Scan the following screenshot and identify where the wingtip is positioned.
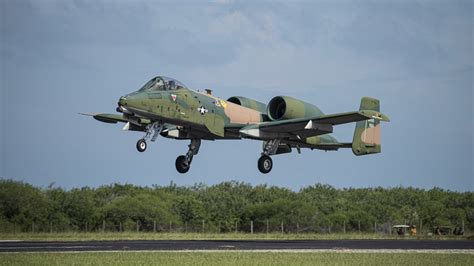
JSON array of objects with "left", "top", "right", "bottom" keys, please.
[{"left": 78, "top": 112, "right": 96, "bottom": 117}]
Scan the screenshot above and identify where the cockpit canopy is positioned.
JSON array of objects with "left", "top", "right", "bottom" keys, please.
[{"left": 138, "top": 76, "right": 187, "bottom": 92}]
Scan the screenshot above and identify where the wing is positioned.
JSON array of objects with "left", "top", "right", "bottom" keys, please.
[
  {"left": 240, "top": 110, "right": 389, "bottom": 139},
  {"left": 79, "top": 113, "right": 129, "bottom": 124},
  {"left": 80, "top": 112, "right": 153, "bottom": 132}
]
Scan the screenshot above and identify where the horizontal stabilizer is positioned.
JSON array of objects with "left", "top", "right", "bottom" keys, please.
[{"left": 241, "top": 109, "right": 389, "bottom": 140}]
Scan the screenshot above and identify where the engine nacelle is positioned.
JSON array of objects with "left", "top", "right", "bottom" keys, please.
[
  {"left": 227, "top": 96, "right": 267, "bottom": 113},
  {"left": 267, "top": 96, "right": 324, "bottom": 120}
]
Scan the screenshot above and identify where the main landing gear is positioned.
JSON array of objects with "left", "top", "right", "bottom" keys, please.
[
  {"left": 175, "top": 139, "right": 201, "bottom": 174},
  {"left": 258, "top": 139, "right": 280, "bottom": 174},
  {"left": 258, "top": 155, "right": 273, "bottom": 174},
  {"left": 136, "top": 122, "right": 163, "bottom": 152}
]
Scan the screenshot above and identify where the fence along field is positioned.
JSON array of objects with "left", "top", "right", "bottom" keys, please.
[
  {"left": 3, "top": 217, "right": 461, "bottom": 236},
  {"left": 0, "top": 179, "right": 472, "bottom": 237}
]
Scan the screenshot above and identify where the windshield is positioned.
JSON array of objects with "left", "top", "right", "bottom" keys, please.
[{"left": 138, "top": 76, "right": 187, "bottom": 92}]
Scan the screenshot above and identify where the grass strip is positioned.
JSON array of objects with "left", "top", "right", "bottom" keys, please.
[{"left": 1, "top": 252, "right": 472, "bottom": 266}]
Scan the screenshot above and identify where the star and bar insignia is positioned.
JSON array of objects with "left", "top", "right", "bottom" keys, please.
[{"left": 197, "top": 106, "right": 208, "bottom": 115}]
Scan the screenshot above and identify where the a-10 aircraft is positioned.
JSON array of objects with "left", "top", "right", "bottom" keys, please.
[{"left": 83, "top": 76, "right": 389, "bottom": 174}]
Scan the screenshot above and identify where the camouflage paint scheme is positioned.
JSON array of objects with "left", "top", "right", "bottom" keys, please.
[{"left": 83, "top": 76, "right": 389, "bottom": 173}]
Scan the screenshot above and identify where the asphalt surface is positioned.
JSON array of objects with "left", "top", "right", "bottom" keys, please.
[{"left": 0, "top": 240, "right": 473, "bottom": 252}]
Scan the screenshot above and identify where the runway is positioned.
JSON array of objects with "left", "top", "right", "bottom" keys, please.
[{"left": 0, "top": 240, "right": 473, "bottom": 253}]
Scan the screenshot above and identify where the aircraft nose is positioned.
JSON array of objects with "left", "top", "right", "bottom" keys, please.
[{"left": 118, "top": 96, "right": 127, "bottom": 106}]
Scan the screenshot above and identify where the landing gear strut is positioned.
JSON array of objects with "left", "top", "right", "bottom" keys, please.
[
  {"left": 136, "top": 122, "right": 163, "bottom": 152},
  {"left": 258, "top": 139, "right": 280, "bottom": 174},
  {"left": 175, "top": 138, "right": 201, "bottom": 174}
]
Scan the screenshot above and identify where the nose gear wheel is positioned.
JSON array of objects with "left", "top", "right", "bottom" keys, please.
[
  {"left": 135, "top": 122, "right": 163, "bottom": 152},
  {"left": 136, "top": 139, "right": 147, "bottom": 152}
]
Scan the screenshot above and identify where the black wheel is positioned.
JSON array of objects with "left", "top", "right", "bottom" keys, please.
[
  {"left": 175, "top": 155, "right": 190, "bottom": 174},
  {"left": 136, "top": 139, "right": 147, "bottom": 152},
  {"left": 258, "top": 155, "right": 273, "bottom": 174}
]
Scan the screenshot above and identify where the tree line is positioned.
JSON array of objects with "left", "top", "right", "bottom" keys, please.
[{"left": 0, "top": 179, "right": 472, "bottom": 233}]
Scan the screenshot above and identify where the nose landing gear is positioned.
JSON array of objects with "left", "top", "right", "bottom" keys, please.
[
  {"left": 135, "top": 122, "right": 163, "bottom": 152},
  {"left": 175, "top": 138, "right": 201, "bottom": 174},
  {"left": 136, "top": 139, "right": 147, "bottom": 152}
]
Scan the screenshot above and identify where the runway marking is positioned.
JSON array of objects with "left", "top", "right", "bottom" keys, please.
[{"left": 1, "top": 249, "right": 473, "bottom": 254}]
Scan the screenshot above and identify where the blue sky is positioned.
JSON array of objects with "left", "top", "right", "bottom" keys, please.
[{"left": 0, "top": 0, "right": 472, "bottom": 191}]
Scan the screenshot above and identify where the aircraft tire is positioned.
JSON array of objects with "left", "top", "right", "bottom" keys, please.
[
  {"left": 136, "top": 139, "right": 147, "bottom": 152},
  {"left": 258, "top": 155, "right": 273, "bottom": 174},
  {"left": 175, "top": 155, "right": 190, "bottom": 174}
]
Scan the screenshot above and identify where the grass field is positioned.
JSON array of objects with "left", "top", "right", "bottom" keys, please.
[
  {"left": 0, "top": 232, "right": 469, "bottom": 241},
  {"left": 0, "top": 252, "right": 472, "bottom": 266}
]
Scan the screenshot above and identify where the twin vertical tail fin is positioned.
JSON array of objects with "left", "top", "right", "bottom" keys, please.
[{"left": 352, "top": 97, "right": 385, "bottom": 156}]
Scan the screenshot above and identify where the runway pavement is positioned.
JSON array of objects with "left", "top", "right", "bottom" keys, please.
[{"left": 0, "top": 240, "right": 473, "bottom": 252}]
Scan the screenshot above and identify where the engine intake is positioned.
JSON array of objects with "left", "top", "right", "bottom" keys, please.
[{"left": 267, "top": 96, "right": 324, "bottom": 120}]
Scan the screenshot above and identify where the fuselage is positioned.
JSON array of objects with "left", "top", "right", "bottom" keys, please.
[
  {"left": 119, "top": 87, "right": 264, "bottom": 140},
  {"left": 117, "top": 76, "right": 340, "bottom": 148}
]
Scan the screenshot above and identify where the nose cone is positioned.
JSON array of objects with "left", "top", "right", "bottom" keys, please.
[
  {"left": 118, "top": 96, "right": 127, "bottom": 107},
  {"left": 118, "top": 92, "right": 146, "bottom": 110}
]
